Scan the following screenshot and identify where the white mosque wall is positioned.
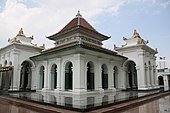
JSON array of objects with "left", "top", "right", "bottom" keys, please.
[
  {"left": 33, "top": 52, "right": 124, "bottom": 94},
  {"left": 117, "top": 47, "right": 158, "bottom": 90}
]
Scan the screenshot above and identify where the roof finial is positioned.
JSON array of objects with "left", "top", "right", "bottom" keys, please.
[
  {"left": 17, "top": 28, "right": 25, "bottom": 36},
  {"left": 76, "top": 10, "right": 82, "bottom": 18},
  {"left": 133, "top": 29, "right": 140, "bottom": 38}
]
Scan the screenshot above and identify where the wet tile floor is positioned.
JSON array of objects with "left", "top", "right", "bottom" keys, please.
[
  {"left": 0, "top": 91, "right": 170, "bottom": 113},
  {"left": 120, "top": 95, "right": 170, "bottom": 113},
  {"left": 0, "top": 90, "right": 162, "bottom": 112}
]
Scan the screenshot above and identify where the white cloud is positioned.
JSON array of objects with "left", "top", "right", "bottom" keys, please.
[
  {"left": 0, "top": 0, "right": 125, "bottom": 49},
  {"left": 160, "top": 0, "right": 170, "bottom": 8}
]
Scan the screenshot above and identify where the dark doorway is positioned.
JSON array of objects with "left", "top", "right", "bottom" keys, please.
[
  {"left": 87, "top": 62, "right": 94, "bottom": 90},
  {"left": 20, "top": 61, "right": 32, "bottom": 90},
  {"left": 102, "top": 64, "right": 108, "bottom": 89},
  {"left": 125, "top": 60, "right": 138, "bottom": 89},
  {"left": 113, "top": 66, "right": 118, "bottom": 88},
  {"left": 65, "top": 62, "right": 73, "bottom": 90},
  {"left": 158, "top": 76, "right": 164, "bottom": 86},
  {"left": 51, "top": 64, "right": 57, "bottom": 89},
  {"left": 40, "top": 66, "right": 45, "bottom": 89}
]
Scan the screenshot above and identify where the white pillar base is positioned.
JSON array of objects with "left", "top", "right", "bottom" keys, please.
[
  {"left": 42, "top": 88, "right": 49, "bottom": 92},
  {"left": 73, "top": 89, "right": 87, "bottom": 95}
]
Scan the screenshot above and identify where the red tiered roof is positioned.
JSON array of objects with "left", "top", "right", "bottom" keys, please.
[
  {"left": 47, "top": 12, "right": 110, "bottom": 41},
  {"left": 60, "top": 17, "right": 97, "bottom": 33}
]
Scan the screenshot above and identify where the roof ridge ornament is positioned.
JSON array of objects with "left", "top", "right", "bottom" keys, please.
[
  {"left": 76, "top": 10, "right": 82, "bottom": 25},
  {"left": 133, "top": 29, "right": 140, "bottom": 38},
  {"left": 76, "top": 10, "right": 82, "bottom": 18},
  {"left": 17, "top": 28, "right": 25, "bottom": 36}
]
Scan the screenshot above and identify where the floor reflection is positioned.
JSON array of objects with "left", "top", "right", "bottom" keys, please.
[
  {"left": 0, "top": 100, "right": 40, "bottom": 113},
  {"left": 5, "top": 90, "right": 161, "bottom": 110},
  {"left": 0, "top": 91, "right": 169, "bottom": 113},
  {"left": 121, "top": 95, "right": 170, "bottom": 113}
]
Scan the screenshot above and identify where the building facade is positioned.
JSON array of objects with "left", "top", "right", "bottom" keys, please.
[
  {"left": 0, "top": 12, "right": 159, "bottom": 94},
  {"left": 114, "top": 30, "right": 159, "bottom": 90},
  {"left": 157, "top": 68, "right": 170, "bottom": 91}
]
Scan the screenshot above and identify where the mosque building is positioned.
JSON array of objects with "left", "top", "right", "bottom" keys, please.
[{"left": 0, "top": 12, "right": 159, "bottom": 94}]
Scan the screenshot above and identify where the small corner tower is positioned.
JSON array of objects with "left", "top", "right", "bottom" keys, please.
[
  {"left": 114, "top": 30, "right": 158, "bottom": 90},
  {"left": 8, "top": 28, "right": 34, "bottom": 46}
]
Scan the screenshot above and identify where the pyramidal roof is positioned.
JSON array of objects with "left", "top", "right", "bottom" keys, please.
[
  {"left": 60, "top": 11, "right": 97, "bottom": 33},
  {"left": 47, "top": 11, "right": 110, "bottom": 41}
]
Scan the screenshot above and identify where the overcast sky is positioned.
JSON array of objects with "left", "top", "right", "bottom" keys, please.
[{"left": 0, "top": 0, "right": 170, "bottom": 67}]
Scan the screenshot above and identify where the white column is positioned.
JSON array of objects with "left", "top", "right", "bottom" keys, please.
[
  {"left": 153, "top": 56, "right": 158, "bottom": 87},
  {"left": 10, "top": 50, "right": 20, "bottom": 90},
  {"left": 147, "top": 65, "right": 150, "bottom": 87},
  {"left": 119, "top": 66, "right": 126, "bottom": 89},
  {"left": 73, "top": 54, "right": 86, "bottom": 94},
  {"left": 108, "top": 63, "right": 114, "bottom": 90},
  {"left": 31, "top": 67, "right": 36, "bottom": 90},
  {"left": 55, "top": 58, "right": 61, "bottom": 92},
  {"left": 144, "top": 64, "right": 148, "bottom": 87},
  {"left": 137, "top": 50, "right": 147, "bottom": 90},
  {"left": 126, "top": 70, "right": 130, "bottom": 88},
  {"left": 60, "top": 60, "right": 65, "bottom": 91},
  {"left": 95, "top": 58, "right": 103, "bottom": 91},
  {"left": 48, "top": 69, "right": 52, "bottom": 90},
  {"left": 42, "top": 61, "right": 49, "bottom": 90},
  {"left": 20, "top": 68, "right": 25, "bottom": 88},
  {"left": 26, "top": 68, "right": 32, "bottom": 89},
  {"left": 131, "top": 67, "right": 136, "bottom": 88},
  {"left": 149, "top": 65, "right": 152, "bottom": 87}
]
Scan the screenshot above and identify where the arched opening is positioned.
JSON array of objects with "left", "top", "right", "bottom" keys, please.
[
  {"left": 87, "top": 61, "right": 94, "bottom": 90},
  {"left": 51, "top": 64, "right": 57, "bottom": 89},
  {"left": 20, "top": 61, "right": 32, "bottom": 90},
  {"left": 9, "top": 61, "right": 12, "bottom": 66},
  {"left": 65, "top": 61, "right": 73, "bottom": 90},
  {"left": 125, "top": 60, "right": 138, "bottom": 89},
  {"left": 40, "top": 66, "right": 45, "bottom": 89},
  {"left": 113, "top": 66, "right": 118, "bottom": 88},
  {"left": 102, "top": 64, "right": 108, "bottom": 89},
  {"left": 4, "top": 60, "right": 7, "bottom": 66},
  {"left": 158, "top": 76, "right": 164, "bottom": 87}
]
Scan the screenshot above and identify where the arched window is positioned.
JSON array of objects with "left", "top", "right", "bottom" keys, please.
[
  {"left": 65, "top": 61, "right": 73, "bottom": 90},
  {"left": 4, "top": 60, "right": 7, "bottom": 66},
  {"left": 51, "top": 64, "right": 57, "bottom": 89},
  {"left": 102, "top": 64, "right": 108, "bottom": 89},
  {"left": 87, "top": 61, "right": 94, "bottom": 90},
  {"left": 9, "top": 61, "right": 12, "bottom": 66}
]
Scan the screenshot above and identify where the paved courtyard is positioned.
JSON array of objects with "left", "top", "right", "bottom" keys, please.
[{"left": 0, "top": 90, "right": 169, "bottom": 112}]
